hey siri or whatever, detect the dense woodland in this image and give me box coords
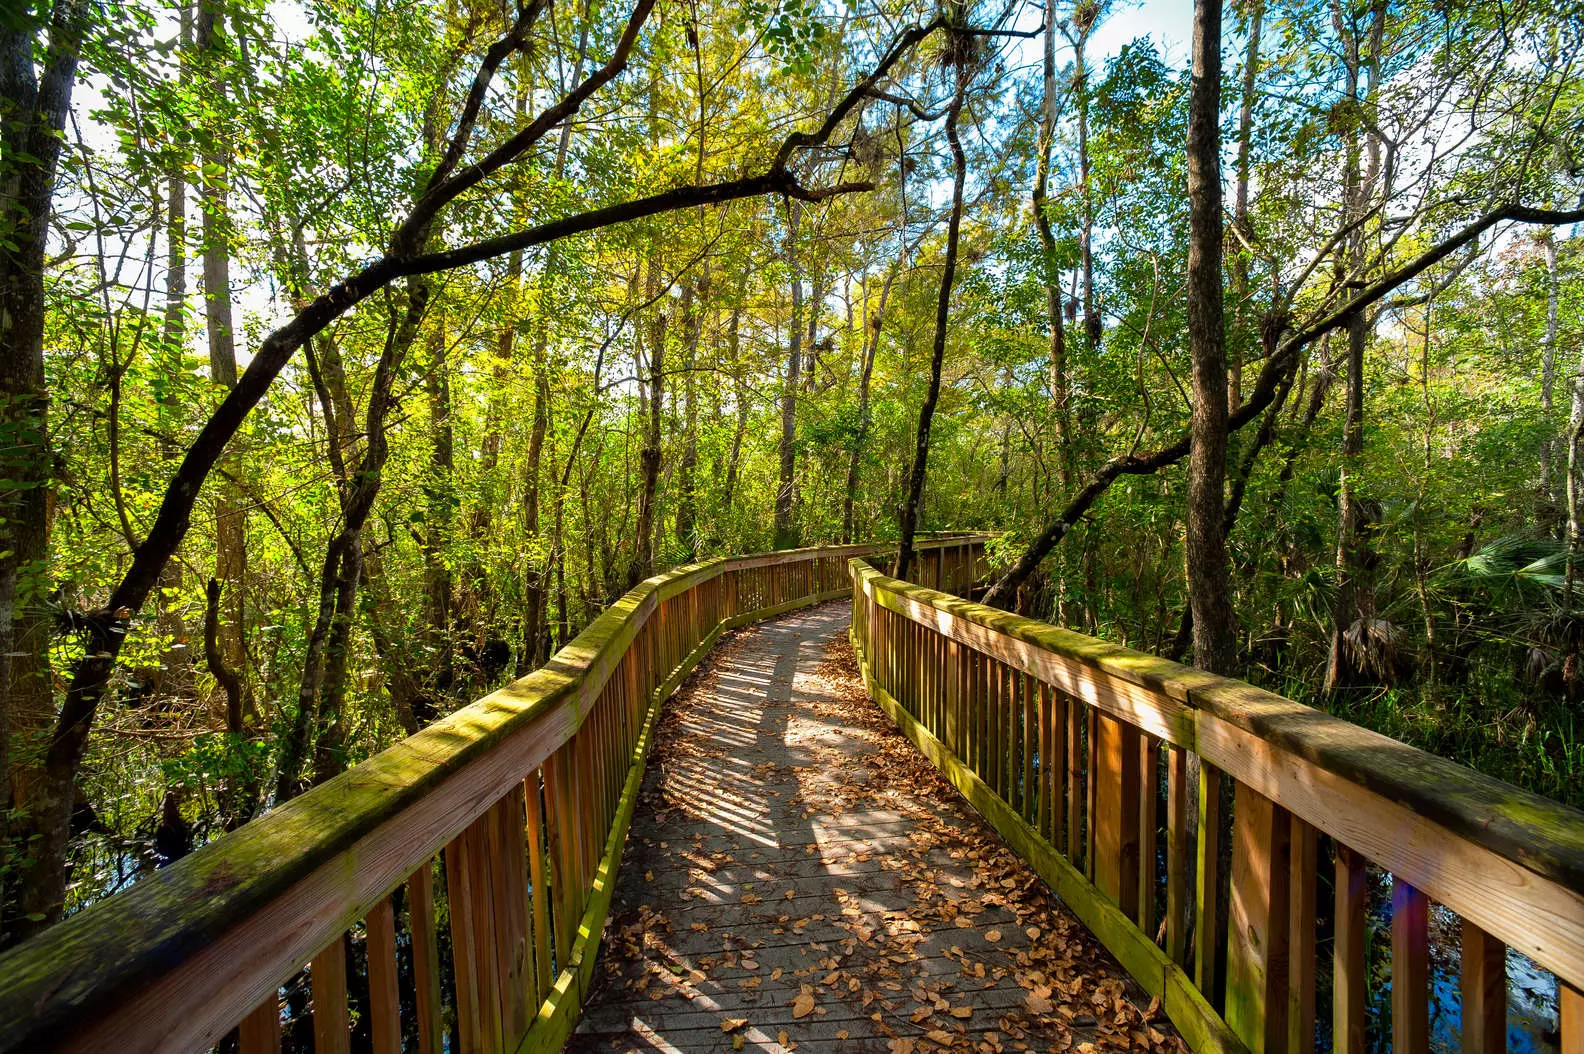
[0,0,1581,946]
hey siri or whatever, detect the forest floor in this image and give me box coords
[569,601,1186,1054]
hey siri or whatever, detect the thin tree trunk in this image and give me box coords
[1323,0,1386,694]
[632,257,665,584]
[775,202,804,549]
[722,303,748,512]
[675,279,701,555]
[197,0,248,722]
[896,56,968,581]
[1228,0,1263,414]
[1,0,88,945]
[843,262,900,542]
[1541,229,1560,530]
[1034,0,1071,487]
[1071,13,1100,349]
[423,317,454,684]
[1186,0,1235,675]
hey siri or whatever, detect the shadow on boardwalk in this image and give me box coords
[570,601,1184,1054]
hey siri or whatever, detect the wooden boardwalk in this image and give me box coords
[571,601,1182,1054]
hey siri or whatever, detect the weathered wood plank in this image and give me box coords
[1563,983,1583,1054]
[1195,763,1224,1006]
[1393,878,1430,1054]
[365,896,402,1054]
[1287,815,1317,1054]
[1166,746,1188,967]
[1094,711,1141,919]
[309,935,349,1054]
[1460,920,1505,1054]
[1226,783,1290,1054]
[407,861,443,1054]
[237,996,280,1054]
[1333,844,1368,1054]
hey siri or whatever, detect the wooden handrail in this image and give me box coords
[0,537,987,1054]
[850,556,1584,1054]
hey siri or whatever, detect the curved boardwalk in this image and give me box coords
[570,601,1183,1054]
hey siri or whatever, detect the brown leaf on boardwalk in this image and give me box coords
[792,993,816,1018]
[720,1017,747,1032]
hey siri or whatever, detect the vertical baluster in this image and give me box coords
[1092,712,1140,919]
[407,860,443,1054]
[1065,695,1081,861]
[1333,843,1368,1054]
[1562,985,1583,1054]
[1005,665,1016,800]
[544,749,578,971]
[445,829,483,1053]
[1049,685,1066,849]
[1289,816,1317,1054]
[1037,681,1053,839]
[365,895,402,1054]
[1195,763,1225,1009]
[239,995,281,1054]
[497,789,532,1046]
[1023,674,1037,824]
[575,725,597,904]
[978,653,991,781]
[1460,921,1506,1054]
[310,934,350,1054]
[1138,734,1158,931]
[1001,664,1015,802]
[525,773,553,1004]
[1085,708,1098,880]
[1393,878,1430,1054]
[1226,782,1291,1054]
[990,661,1005,797]
[1165,746,1188,966]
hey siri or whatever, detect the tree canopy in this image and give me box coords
[1,0,1582,959]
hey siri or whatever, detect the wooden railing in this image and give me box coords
[0,537,985,1054]
[851,557,1584,1054]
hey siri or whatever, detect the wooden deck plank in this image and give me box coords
[570,602,1186,1054]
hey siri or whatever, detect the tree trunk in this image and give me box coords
[1323,0,1386,695]
[843,261,900,542]
[1033,0,1071,487]
[276,279,431,799]
[1185,0,1235,675]
[197,0,248,724]
[1228,0,1263,414]
[632,257,665,583]
[1,0,88,945]
[722,303,748,512]
[1073,16,1100,349]
[775,203,804,549]
[1541,229,1560,530]
[675,280,701,555]
[423,317,455,684]
[896,57,968,582]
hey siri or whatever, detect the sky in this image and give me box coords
[1090,0,1193,66]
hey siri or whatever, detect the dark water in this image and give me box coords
[1345,871,1559,1054]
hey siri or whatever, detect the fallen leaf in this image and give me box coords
[985,929,1002,942]
[720,1017,748,1032]
[793,994,816,1019]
